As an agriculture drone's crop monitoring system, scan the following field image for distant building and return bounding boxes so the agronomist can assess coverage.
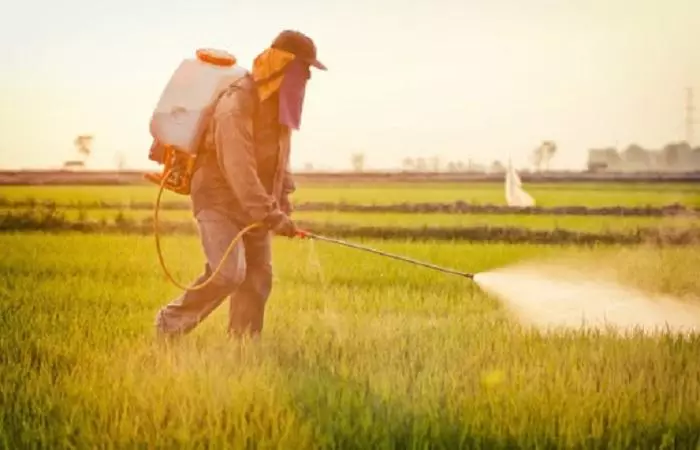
[587,147,621,172]
[587,142,700,172]
[693,148,700,167]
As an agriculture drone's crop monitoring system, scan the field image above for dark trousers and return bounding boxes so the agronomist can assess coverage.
[154,209,273,338]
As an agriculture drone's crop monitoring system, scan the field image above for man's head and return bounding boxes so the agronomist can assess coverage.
[271,30,327,72]
[253,30,325,130]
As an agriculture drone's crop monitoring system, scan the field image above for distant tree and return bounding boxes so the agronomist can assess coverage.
[531,140,557,172]
[402,157,415,172]
[351,153,365,172]
[304,162,314,172]
[74,135,94,162]
[543,140,557,170]
[490,160,506,173]
[531,141,557,172]
[415,157,427,172]
[63,134,93,170]
[469,162,487,173]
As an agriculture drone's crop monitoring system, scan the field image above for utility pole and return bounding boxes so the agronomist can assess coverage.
[686,87,695,146]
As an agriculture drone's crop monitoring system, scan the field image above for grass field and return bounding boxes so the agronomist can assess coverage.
[2,180,700,448]
[2,233,700,448]
[2,181,699,207]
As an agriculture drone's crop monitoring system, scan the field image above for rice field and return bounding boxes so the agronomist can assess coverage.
[2,180,700,448]
[3,206,699,233]
[2,180,699,207]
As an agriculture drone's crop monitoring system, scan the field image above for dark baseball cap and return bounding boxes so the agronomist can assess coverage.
[271,30,327,71]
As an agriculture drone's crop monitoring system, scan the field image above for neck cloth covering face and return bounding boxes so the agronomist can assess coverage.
[253,47,295,102]
[252,47,309,130]
[278,58,309,130]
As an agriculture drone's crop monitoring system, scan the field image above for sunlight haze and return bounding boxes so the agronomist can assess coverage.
[0,0,697,171]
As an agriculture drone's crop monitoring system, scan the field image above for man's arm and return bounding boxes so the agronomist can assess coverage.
[282,160,296,196]
[280,159,296,215]
[212,90,279,226]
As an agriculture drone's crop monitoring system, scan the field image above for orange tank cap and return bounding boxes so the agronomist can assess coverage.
[196,48,237,67]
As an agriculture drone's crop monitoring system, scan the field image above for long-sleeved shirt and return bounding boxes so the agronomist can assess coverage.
[190,74,295,227]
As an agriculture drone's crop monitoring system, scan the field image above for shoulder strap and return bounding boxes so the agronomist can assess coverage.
[193,75,256,170]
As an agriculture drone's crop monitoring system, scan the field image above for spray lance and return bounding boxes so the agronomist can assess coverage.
[295,229,474,280]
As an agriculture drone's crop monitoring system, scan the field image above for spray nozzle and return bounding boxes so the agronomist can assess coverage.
[295,229,312,239]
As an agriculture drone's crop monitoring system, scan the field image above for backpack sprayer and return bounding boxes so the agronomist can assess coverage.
[146,48,474,291]
[145,48,247,195]
[144,48,250,290]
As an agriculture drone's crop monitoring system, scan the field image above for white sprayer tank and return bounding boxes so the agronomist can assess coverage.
[150,49,248,155]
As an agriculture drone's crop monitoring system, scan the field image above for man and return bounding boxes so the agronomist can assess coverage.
[154,30,327,339]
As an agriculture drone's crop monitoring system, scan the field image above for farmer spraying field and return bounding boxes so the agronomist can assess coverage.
[148,30,326,339]
[145,32,700,341]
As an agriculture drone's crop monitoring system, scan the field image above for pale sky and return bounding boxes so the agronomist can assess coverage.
[0,0,698,171]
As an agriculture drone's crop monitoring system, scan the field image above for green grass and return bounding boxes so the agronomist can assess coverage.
[1,233,700,448]
[4,206,698,234]
[2,181,699,207]
[291,211,700,233]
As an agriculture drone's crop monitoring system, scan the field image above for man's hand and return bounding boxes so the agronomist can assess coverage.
[280,194,293,216]
[264,211,298,237]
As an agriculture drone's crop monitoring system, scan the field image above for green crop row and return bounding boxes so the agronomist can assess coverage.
[3,198,699,217]
[2,181,698,207]
[2,209,699,246]
[3,205,700,234]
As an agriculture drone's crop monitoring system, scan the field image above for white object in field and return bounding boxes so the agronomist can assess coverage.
[505,160,535,207]
[150,49,248,155]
